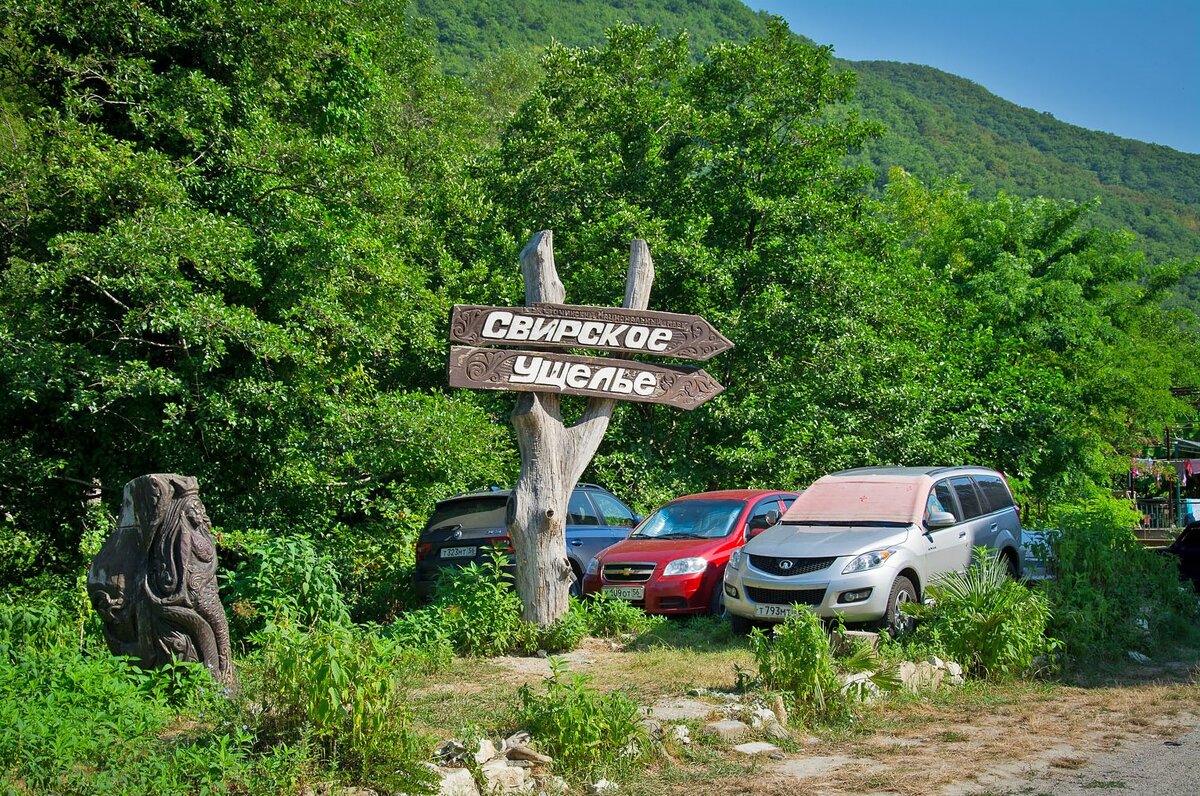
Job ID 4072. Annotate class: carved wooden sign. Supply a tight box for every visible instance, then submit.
[450,303,733,361]
[448,346,725,409]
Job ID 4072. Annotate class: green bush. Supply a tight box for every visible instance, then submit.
[222,535,351,639]
[579,590,663,637]
[904,550,1058,679]
[517,659,648,784]
[250,619,434,792]
[1038,497,1200,663]
[750,607,843,719]
[0,602,288,796]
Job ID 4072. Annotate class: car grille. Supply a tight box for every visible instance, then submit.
[745,586,826,606]
[748,555,836,576]
[602,562,656,583]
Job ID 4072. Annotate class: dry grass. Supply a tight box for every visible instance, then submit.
[402,632,1199,796]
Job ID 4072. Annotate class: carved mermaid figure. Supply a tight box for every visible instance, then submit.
[88,474,233,683]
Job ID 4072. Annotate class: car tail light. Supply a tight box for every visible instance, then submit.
[416,542,433,560]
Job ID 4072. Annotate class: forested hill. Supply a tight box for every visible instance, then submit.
[411,0,1200,281]
[850,61,1200,275]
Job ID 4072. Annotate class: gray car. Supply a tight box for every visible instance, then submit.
[723,466,1023,634]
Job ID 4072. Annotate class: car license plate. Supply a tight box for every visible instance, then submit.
[440,546,477,559]
[755,604,793,619]
[603,586,644,601]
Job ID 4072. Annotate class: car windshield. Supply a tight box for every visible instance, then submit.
[424,496,508,532]
[632,499,744,539]
[782,479,922,526]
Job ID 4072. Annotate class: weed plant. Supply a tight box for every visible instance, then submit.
[750,606,896,722]
[1038,497,1200,664]
[517,658,648,784]
[579,589,664,637]
[222,534,351,640]
[903,550,1059,679]
[250,618,435,791]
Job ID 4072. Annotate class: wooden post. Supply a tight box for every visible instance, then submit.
[508,231,654,626]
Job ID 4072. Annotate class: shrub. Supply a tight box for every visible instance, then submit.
[251,619,434,792]
[433,548,526,657]
[517,659,647,784]
[579,590,662,637]
[750,607,898,720]
[904,550,1058,678]
[1038,497,1200,663]
[750,607,843,719]
[223,535,350,639]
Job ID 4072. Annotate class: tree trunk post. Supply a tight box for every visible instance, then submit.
[508,231,655,627]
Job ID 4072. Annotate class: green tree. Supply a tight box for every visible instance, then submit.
[0,0,516,605]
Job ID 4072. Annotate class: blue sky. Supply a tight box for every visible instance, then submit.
[753,1,1200,154]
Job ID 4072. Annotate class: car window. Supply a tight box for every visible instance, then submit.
[424,496,508,532]
[746,499,780,531]
[590,491,636,527]
[974,475,1014,514]
[632,499,745,539]
[950,477,984,520]
[567,492,600,526]
[926,480,959,522]
[780,497,796,510]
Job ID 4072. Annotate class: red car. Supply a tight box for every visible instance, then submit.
[581,490,798,615]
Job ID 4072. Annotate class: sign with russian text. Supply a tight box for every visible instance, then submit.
[450,303,733,361]
[448,346,725,409]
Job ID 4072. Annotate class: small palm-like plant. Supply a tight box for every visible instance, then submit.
[904,549,1059,679]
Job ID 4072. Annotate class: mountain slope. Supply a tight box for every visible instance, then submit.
[849,61,1200,269]
[409,0,1200,279]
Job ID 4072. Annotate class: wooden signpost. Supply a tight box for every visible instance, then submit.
[449,303,732,360]
[445,231,731,626]
[448,347,724,409]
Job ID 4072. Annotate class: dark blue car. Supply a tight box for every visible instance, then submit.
[413,484,638,599]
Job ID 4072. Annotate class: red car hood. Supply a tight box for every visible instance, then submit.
[600,536,731,563]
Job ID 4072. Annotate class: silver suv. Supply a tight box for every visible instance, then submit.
[723,466,1023,634]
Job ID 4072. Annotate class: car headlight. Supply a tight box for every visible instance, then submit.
[727,549,744,571]
[662,557,708,576]
[842,548,897,574]
[585,556,600,576]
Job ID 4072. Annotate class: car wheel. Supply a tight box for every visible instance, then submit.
[568,563,583,600]
[709,580,727,618]
[729,611,754,635]
[879,575,917,637]
[1002,551,1020,580]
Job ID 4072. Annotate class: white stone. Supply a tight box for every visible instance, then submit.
[588,779,619,795]
[763,720,790,741]
[1128,650,1152,664]
[434,767,480,796]
[670,724,691,745]
[482,759,527,793]
[475,739,498,765]
[647,697,716,722]
[945,661,964,678]
[702,719,750,742]
[733,741,780,755]
[927,654,945,669]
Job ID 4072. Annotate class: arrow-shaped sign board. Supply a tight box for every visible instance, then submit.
[450,303,733,361]
[448,346,725,410]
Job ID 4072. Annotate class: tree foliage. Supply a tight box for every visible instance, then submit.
[0,5,1197,626]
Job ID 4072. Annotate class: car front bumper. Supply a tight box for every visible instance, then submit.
[723,558,898,623]
[582,570,713,615]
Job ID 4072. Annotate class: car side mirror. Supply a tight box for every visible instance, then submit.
[926,510,956,530]
[747,509,782,538]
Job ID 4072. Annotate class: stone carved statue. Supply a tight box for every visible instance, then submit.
[88,474,233,683]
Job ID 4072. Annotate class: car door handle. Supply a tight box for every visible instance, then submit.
[990,523,998,531]
[570,539,583,546]
[958,531,967,538]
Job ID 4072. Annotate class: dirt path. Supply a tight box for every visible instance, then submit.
[417,639,1199,796]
